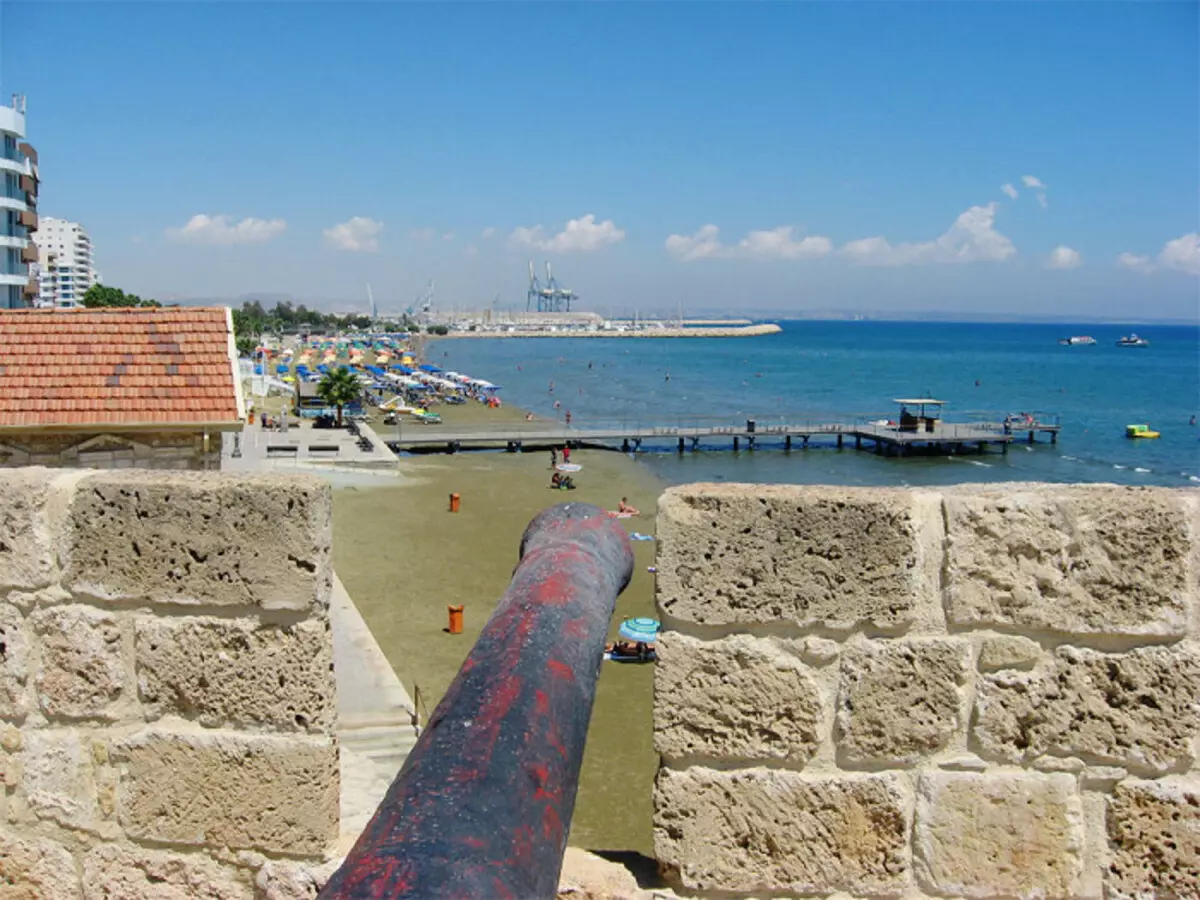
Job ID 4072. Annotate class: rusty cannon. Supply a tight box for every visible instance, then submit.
[321,502,635,899]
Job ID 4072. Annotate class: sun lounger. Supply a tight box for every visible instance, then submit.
[267,445,299,457]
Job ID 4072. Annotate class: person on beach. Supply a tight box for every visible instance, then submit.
[550,448,558,468]
[565,410,572,426]
[618,497,641,516]
[562,445,571,464]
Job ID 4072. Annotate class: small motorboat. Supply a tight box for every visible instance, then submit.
[1058,335,1096,345]
[1126,424,1161,439]
[1116,334,1150,347]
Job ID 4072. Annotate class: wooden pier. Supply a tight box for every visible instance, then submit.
[384,418,1060,457]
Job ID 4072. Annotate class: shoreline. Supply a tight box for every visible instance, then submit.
[438,322,781,338]
[331,394,665,854]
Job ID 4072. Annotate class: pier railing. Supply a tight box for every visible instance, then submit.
[320,502,634,899]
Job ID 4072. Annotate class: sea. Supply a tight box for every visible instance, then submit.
[430,321,1200,489]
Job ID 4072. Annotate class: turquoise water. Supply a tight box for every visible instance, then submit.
[431,322,1200,488]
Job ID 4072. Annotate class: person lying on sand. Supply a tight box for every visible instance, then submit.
[618,497,641,516]
[605,640,656,660]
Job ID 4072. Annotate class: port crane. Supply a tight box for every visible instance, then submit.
[526,261,577,313]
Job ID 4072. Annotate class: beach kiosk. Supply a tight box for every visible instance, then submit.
[894,398,945,433]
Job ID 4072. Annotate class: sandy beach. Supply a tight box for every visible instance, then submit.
[331,396,664,854]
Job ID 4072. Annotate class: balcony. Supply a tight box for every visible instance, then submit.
[20,244,37,264]
[18,210,37,232]
[17,142,37,165]
[21,276,37,297]
[18,174,35,195]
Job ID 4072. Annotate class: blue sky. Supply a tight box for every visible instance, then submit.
[2,1,1197,318]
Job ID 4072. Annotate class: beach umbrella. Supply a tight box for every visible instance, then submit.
[618,617,660,643]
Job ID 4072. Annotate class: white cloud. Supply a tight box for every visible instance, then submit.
[839,202,1016,267]
[166,214,286,245]
[509,214,626,253]
[665,224,832,261]
[1116,252,1154,273]
[480,227,497,239]
[1046,245,1082,269]
[1036,193,1048,209]
[1157,232,1200,275]
[1001,183,1019,200]
[442,232,455,242]
[323,217,383,252]
[1021,175,1047,190]
[1115,234,1200,276]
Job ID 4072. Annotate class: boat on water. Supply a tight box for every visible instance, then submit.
[1057,335,1096,345]
[1116,334,1150,347]
[1126,424,1160,439]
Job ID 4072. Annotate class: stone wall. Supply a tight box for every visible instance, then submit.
[0,430,223,470]
[0,468,339,898]
[653,483,1199,899]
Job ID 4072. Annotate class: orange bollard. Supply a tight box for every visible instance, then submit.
[448,605,464,634]
[449,492,461,513]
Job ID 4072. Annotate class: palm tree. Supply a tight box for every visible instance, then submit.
[316,367,361,427]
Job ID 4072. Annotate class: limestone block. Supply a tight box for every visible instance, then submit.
[944,486,1190,638]
[974,644,1200,774]
[0,827,81,899]
[114,729,338,855]
[654,767,909,895]
[654,632,822,763]
[136,617,334,732]
[82,844,254,899]
[656,485,922,631]
[0,468,57,591]
[255,859,341,900]
[63,472,332,611]
[32,605,127,720]
[19,728,102,832]
[915,771,1083,898]
[977,634,1041,671]
[837,639,969,765]
[1107,778,1200,899]
[0,602,30,719]
[557,848,650,900]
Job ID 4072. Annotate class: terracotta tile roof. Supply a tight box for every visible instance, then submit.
[0,308,243,429]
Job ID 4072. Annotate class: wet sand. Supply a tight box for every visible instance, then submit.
[332,398,662,854]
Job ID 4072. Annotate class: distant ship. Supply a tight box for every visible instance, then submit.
[1116,334,1150,347]
[1057,335,1096,346]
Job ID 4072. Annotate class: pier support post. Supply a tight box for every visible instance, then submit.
[678,438,685,454]
[1051,431,1057,445]
[1001,441,1008,455]
[837,434,844,449]
[855,435,862,450]
[1028,430,1035,444]
[785,435,792,451]
[691,437,699,452]
[748,436,756,451]
[802,435,809,449]
[622,439,630,453]
[733,437,739,451]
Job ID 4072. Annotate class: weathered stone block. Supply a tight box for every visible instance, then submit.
[255,859,341,900]
[32,605,127,720]
[974,644,1200,774]
[654,633,822,763]
[657,484,921,631]
[1107,779,1200,899]
[977,634,1041,671]
[18,728,103,832]
[0,827,81,899]
[944,486,1190,638]
[0,468,57,591]
[114,729,338,855]
[82,844,254,900]
[136,617,334,732]
[915,772,1083,898]
[0,602,31,719]
[654,767,909,895]
[63,472,332,611]
[837,639,969,765]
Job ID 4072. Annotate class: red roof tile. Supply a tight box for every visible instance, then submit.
[0,308,242,429]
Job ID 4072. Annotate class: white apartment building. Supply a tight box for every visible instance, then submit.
[33,217,98,309]
[0,94,38,310]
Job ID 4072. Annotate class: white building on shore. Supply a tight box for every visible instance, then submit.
[0,94,38,310]
[33,216,98,309]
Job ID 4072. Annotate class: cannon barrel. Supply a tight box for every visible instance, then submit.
[321,502,635,898]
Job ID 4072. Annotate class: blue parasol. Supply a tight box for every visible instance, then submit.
[618,617,660,643]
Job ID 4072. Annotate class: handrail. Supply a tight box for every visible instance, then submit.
[321,502,634,899]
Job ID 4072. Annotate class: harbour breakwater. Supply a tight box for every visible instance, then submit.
[441,323,782,339]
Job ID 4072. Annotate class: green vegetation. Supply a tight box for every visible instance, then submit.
[315,367,362,427]
[81,285,162,309]
[425,324,449,335]
[229,299,426,357]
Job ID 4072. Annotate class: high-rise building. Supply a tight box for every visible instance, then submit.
[0,95,38,310]
[34,217,98,309]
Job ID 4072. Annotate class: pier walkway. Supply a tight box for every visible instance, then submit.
[384,416,1060,457]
